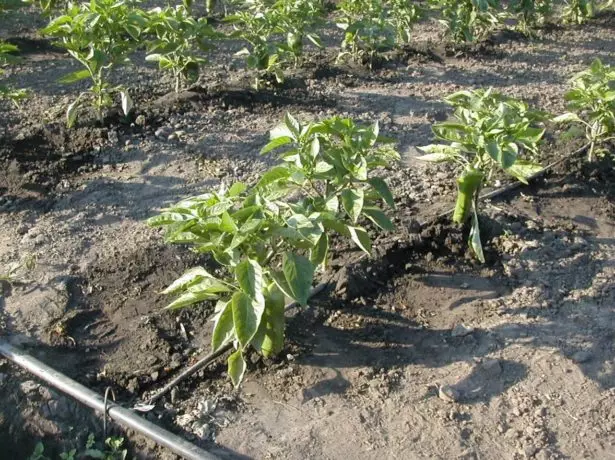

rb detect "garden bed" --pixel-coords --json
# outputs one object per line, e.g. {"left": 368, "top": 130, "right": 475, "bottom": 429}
{"left": 1, "top": 6, "right": 615, "bottom": 459}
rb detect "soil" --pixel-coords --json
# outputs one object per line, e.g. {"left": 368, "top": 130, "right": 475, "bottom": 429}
{"left": 1, "top": 5, "right": 615, "bottom": 460}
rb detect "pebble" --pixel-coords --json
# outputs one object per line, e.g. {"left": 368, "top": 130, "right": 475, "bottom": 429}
{"left": 572, "top": 350, "right": 593, "bottom": 363}
{"left": 451, "top": 323, "right": 474, "bottom": 337}
{"left": 20, "top": 380, "right": 40, "bottom": 394}
{"left": 438, "top": 384, "right": 460, "bottom": 403}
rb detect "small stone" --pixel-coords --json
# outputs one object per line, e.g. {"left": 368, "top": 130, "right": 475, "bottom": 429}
{"left": 535, "top": 407, "right": 547, "bottom": 417}
{"left": 150, "top": 371, "right": 159, "bottom": 382}
{"left": 20, "top": 380, "right": 40, "bottom": 394}
{"left": 524, "top": 444, "right": 538, "bottom": 458}
{"left": 572, "top": 350, "right": 593, "bottom": 363}
{"left": 438, "top": 384, "right": 460, "bottom": 403}
{"left": 451, "top": 324, "right": 474, "bottom": 337}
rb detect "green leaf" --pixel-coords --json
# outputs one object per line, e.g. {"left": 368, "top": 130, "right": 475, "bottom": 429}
{"left": 341, "top": 189, "right": 364, "bottom": 223}
{"left": 251, "top": 283, "right": 285, "bottom": 357}
{"left": 284, "top": 113, "right": 301, "bottom": 137}
{"left": 165, "top": 289, "right": 219, "bottom": 310}
{"left": 347, "top": 226, "right": 372, "bottom": 254}
{"left": 120, "top": 90, "right": 133, "bottom": 116}
{"left": 516, "top": 126, "right": 544, "bottom": 144}
{"left": 505, "top": 160, "right": 543, "bottom": 184}
{"left": 227, "top": 349, "right": 246, "bottom": 387}
{"left": 257, "top": 166, "right": 292, "bottom": 189}
{"left": 310, "top": 232, "right": 329, "bottom": 267}
{"left": 212, "top": 300, "right": 234, "bottom": 351}
{"left": 486, "top": 141, "right": 517, "bottom": 169}
{"left": 228, "top": 182, "right": 247, "bottom": 197}
{"left": 236, "top": 259, "right": 263, "bottom": 300}
{"left": 66, "top": 98, "right": 80, "bottom": 128}
{"left": 220, "top": 212, "right": 238, "bottom": 233}
{"left": 59, "top": 69, "right": 90, "bottom": 84}
{"left": 287, "top": 213, "right": 323, "bottom": 245}
{"left": 469, "top": 207, "right": 485, "bottom": 263}
{"left": 260, "top": 136, "right": 293, "bottom": 154}
{"left": 362, "top": 206, "right": 394, "bottom": 231}
{"left": 162, "top": 267, "right": 214, "bottom": 295}
{"left": 282, "top": 253, "right": 314, "bottom": 306}
{"left": 553, "top": 112, "right": 583, "bottom": 123}
{"left": 368, "top": 177, "right": 395, "bottom": 209}
{"left": 232, "top": 291, "right": 264, "bottom": 347}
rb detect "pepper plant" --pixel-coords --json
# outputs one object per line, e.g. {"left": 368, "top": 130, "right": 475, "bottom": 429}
{"left": 148, "top": 114, "right": 399, "bottom": 386}
{"left": 510, "top": 0, "right": 554, "bottom": 36}
{"left": 336, "top": 0, "right": 395, "bottom": 67}
{"left": 145, "top": 5, "right": 218, "bottom": 93}
{"left": 561, "top": 0, "right": 596, "bottom": 23}
{"left": 554, "top": 59, "right": 615, "bottom": 161}
{"left": 430, "top": 0, "right": 504, "bottom": 43}
{"left": 43, "top": 0, "right": 147, "bottom": 127}
{"left": 387, "top": 0, "right": 423, "bottom": 45}
{"left": 418, "top": 89, "right": 549, "bottom": 261}
{"left": 226, "top": 0, "right": 323, "bottom": 89}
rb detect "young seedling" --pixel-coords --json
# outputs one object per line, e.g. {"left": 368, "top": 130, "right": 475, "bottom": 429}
{"left": 148, "top": 114, "right": 399, "bottom": 386}
{"left": 418, "top": 89, "right": 549, "bottom": 261}
{"left": 429, "top": 0, "right": 504, "bottom": 44}
{"left": 43, "top": 0, "right": 147, "bottom": 127}
{"left": 554, "top": 59, "right": 615, "bottom": 161}
{"left": 145, "top": 5, "right": 218, "bottom": 93}
{"left": 336, "top": 0, "right": 395, "bottom": 67}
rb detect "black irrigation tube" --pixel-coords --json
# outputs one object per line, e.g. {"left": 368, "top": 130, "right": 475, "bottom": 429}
{"left": 0, "top": 341, "right": 219, "bottom": 460}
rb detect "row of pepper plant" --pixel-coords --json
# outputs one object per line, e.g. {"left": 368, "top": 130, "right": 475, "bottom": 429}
{"left": 3, "top": 0, "right": 612, "bottom": 122}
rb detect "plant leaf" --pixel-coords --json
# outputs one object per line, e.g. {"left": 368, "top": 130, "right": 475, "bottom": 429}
{"left": 282, "top": 253, "right": 314, "bottom": 306}
{"left": 362, "top": 206, "right": 394, "bottom": 231}
{"left": 368, "top": 177, "right": 395, "bottom": 209}
{"left": 347, "top": 226, "right": 372, "bottom": 254}
{"left": 162, "top": 267, "right": 214, "bottom": 295}
{"left": 469, "top": 207, "right": 485, "bottom": 263}
{"left": 232, "top": 291, "right": 264, "bottom": 347}
{"left": 310, "top": 232, "right": 329, "bottom": 267}
{"left": 212, "top": 300, "right": 234, "bottom": 351}
{"left": 227, "top": 349, "right": 246, "bottom": 387}
{"left": 341, "top": 188, "right": 364, "bottom": 223}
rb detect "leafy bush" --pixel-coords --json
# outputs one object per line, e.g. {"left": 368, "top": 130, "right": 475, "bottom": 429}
{"left": 145, "top": 5, "right": 218, "bottom": 92}
{"left": 149, "top": 114, "right": 399, "bottom": 385}
{"left": 43, "top": 0, "right": 147, "bottom": 126}
{"left": 419, "top": 89, "right": 549, "bottom": 261}
{"left": 555, "top": 59, "right": 615, "bottom": 160}
{"left": 336, "top": 0, "right": 395, "bottom": 67}
{"left": 387, "top": 0, "right": 423, "bottom": 45}
{"left": 226, "top": 0, "right": 324, "bottom": 88}
{"left": 510, "top": 0, "right": 554, "bottom": 35}
{"left": 430, "top": 0, "right": 504, "bottom": 43}
{"left": 561, "top": 0, "right": 596, "bottom": 23}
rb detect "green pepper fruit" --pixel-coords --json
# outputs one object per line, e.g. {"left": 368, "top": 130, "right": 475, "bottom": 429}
{"left": 453, "top": 167, "right": 484, "bottom": 224}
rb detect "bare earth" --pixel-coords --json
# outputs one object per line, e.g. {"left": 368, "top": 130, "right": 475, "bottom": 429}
{"left": 1, "top": 7, "right": 615, "bottom": 460}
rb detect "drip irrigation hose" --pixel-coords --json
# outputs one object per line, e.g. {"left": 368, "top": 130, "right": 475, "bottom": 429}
{"left": 0, "top": 341, "right": 219, "bottom": 460}
{"left": 147, "top": 282, "right": 329, "bottom": 405}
